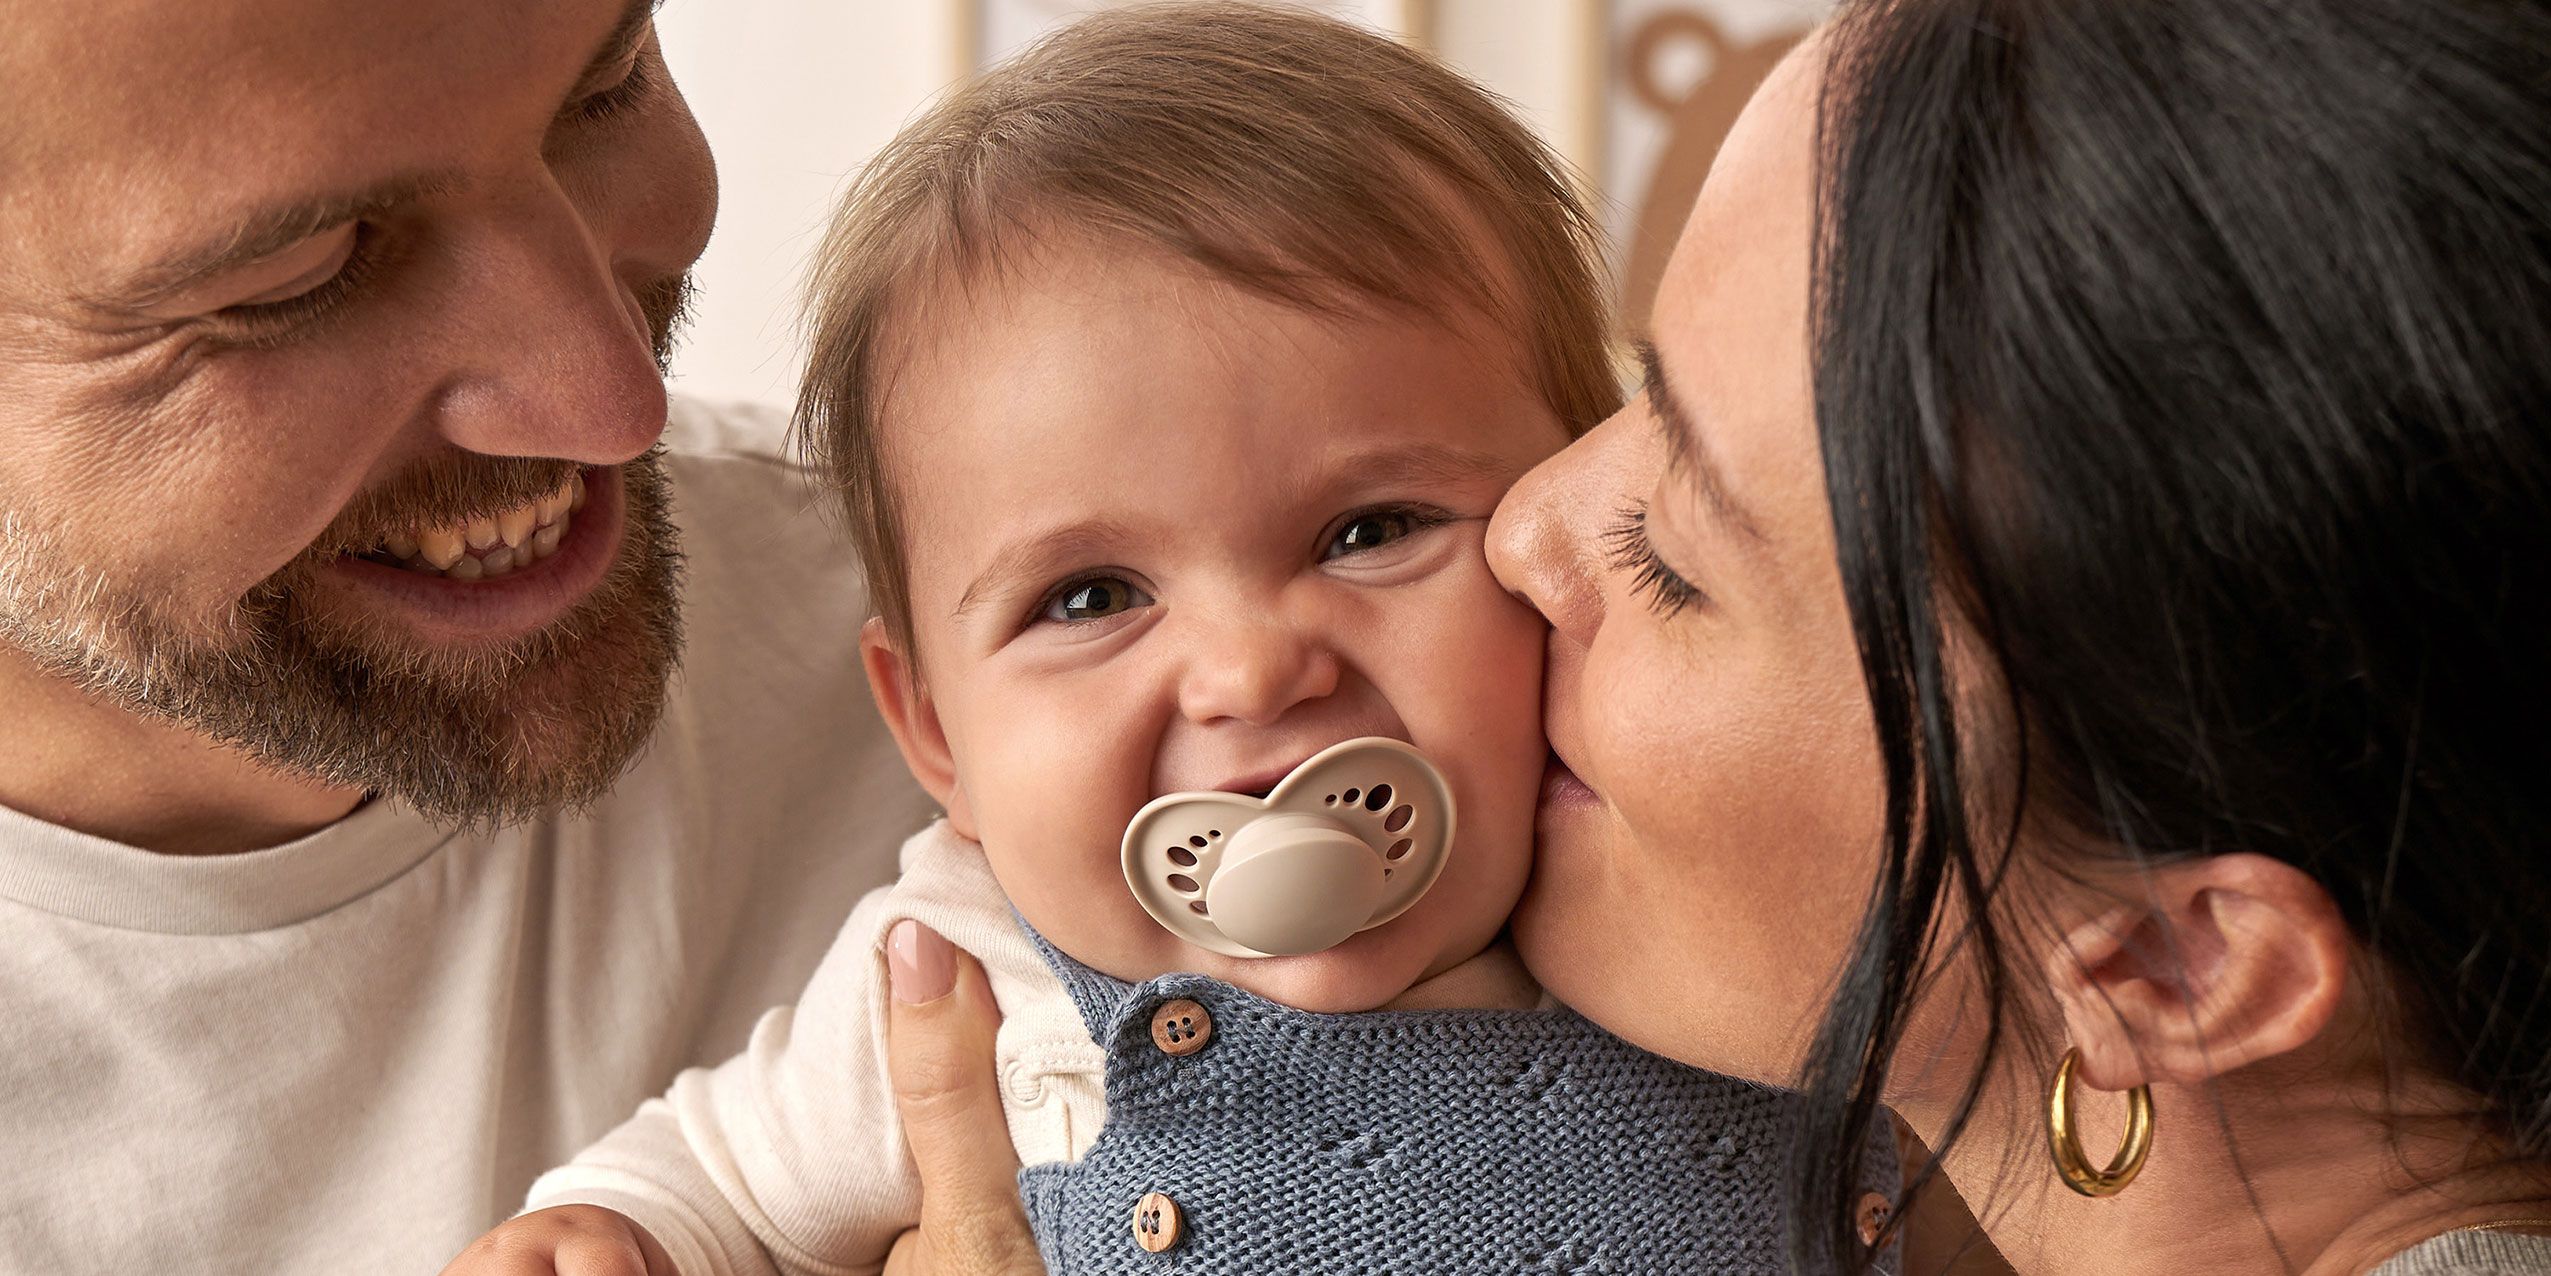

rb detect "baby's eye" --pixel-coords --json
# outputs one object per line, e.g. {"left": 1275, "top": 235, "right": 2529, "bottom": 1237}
{"left": 1322, "top": 507, "right": 1437, "bottom": 560}
{"left": 1042, "top": 576, "right": 1153, "bottom": 624}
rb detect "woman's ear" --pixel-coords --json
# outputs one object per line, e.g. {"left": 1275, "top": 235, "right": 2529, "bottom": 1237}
{"left": 860, "top": 618, "right": 978, "bottom": 837}
{"left": 2045, "top": 852, "right": 2353, "bottom": 1092}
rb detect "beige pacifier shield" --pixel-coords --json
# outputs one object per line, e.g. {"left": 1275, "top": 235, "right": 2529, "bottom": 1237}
{"left": 1122, "top": 737, "right": 1457, "bottom": 958}
{"left": 1205, "top": 814, "right": 1384, "bottom": 955}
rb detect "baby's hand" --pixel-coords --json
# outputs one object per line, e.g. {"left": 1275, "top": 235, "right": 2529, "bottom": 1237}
{"left": 438, "top": 1205, "right": 676, "bottom": 1276}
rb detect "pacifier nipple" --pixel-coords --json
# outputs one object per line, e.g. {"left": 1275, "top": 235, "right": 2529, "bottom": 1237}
{"left": 1121, "top": 737, "right": 1456, "bottom": 958}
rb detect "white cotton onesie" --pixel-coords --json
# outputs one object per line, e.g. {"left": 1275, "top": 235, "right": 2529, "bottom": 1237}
{"left": 522, "top": 820, "right": 1544, "bottom": 1276}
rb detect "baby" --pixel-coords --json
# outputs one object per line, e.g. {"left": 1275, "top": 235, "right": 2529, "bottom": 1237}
{"left": 455, "top": 5, "right": 1891, "bottom": 1273}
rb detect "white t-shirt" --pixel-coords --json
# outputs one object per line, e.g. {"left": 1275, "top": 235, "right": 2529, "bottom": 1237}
{"left": 0, "top": 397, "right": 935, "bottom": 1275}
{"left": 526, "top": 821, "right": 1109, "bottom": 1276}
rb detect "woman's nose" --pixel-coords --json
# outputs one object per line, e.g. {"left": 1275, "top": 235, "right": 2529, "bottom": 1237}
{"left": 1488, "top": 411, "right": 1636, "bottom": 651}
{"left": 1175, "top": 614, "right": 1343, "bottom": 728}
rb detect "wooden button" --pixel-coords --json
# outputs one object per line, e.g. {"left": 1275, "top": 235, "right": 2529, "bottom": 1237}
{"left": 1132, "top": 1191, "right": 1184, "bottom": 1252}
{"left": 1855, "top": 1191, "right": 1894, "bottom": 1247}
{"left": 1149, "top": 999, "right": 1212, "bottom": 1056}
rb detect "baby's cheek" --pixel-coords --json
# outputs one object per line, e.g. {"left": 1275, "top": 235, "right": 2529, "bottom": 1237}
{"left": 1430, "top": 584, "right": 1551, "bottom": 903}
{"left": 951, "top": 687, "right": 1159, "bottom": 940}
{"left": 1456, "top": 586, "right": 1553, "bottom": 753}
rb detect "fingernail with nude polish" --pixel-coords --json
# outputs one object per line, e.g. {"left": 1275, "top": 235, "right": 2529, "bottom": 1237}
{"left": 888, "top": 918, "right": 957, "bottom": 1004}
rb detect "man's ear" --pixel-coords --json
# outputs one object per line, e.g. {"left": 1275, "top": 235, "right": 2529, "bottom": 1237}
{"left": 860, "top": 618, "right": 978, "bottom": 838}
{"left": 2045, "top": 852, "right": 2353, "bottom": 1092}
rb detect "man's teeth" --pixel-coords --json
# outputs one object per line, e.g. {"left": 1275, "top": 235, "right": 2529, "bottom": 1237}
{"left": 366, "top": 472, "right": 585, "bottom": 580}
{"left": 418, "top": 528, "right": 465, "bottom": 570}
{"left": 497, "top": 505, "right": 537, "bottom": 547}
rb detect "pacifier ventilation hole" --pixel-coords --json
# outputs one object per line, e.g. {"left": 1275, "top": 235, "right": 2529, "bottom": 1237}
{"left": 1146, "top": 777, "right": 1420, "bottom": 893}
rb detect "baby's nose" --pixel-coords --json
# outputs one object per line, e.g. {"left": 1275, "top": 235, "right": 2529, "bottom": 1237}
{"left": 1174, "top": 618, "right": 1342, "bottom": 727}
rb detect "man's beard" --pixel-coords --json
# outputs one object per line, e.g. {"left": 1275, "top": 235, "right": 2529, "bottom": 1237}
{"left": 0, "top": 274, "right": 700, "bottom": 830}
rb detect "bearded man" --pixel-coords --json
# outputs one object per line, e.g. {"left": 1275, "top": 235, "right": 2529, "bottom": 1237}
{"left": 0, "top": 1, "right": 929, "bottom": 1268}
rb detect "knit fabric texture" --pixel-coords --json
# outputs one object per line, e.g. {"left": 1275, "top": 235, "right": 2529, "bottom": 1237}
{"left": 2372, "top": 1232, "right": 2551, "bottom": 1275}
{"left": 1019, "top": 933, "right": 1899, "bottom": 1274}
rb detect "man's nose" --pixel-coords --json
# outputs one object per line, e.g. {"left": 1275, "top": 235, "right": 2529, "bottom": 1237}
{"left": 1486, "top": 412, "right": 1634, "bottom": 652}
{"left": 1175, "top": 610, "right": 1343, "bottom": 728}
{"left": 427, "top": 175, "right": 670, "bottom": 466}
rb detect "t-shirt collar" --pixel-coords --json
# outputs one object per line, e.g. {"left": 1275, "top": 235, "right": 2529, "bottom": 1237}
{"left": 0, "top": 795, "right": 453, "bottom": 935}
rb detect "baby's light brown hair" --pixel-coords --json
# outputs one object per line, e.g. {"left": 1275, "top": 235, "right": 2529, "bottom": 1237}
{"left": 796, "top": 1, "right": 1620, "bottom": 663}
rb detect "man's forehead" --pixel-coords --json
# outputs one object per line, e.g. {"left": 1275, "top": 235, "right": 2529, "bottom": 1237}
{"left": 0, "top": 0, "right": 633, "bottom": 295}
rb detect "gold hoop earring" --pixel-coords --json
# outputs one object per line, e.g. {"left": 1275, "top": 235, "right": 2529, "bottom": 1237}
{"left": 2047, "top": 1047, "right": 2154, "bottom": 1197}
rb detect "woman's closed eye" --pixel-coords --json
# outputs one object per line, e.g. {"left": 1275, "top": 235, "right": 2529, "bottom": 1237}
{"left": 1606, "top": 501, "right": 1707, "bottom": 618}
{"left": 562, "top": 32, "right": 662, "bottom": 129}
{"left": 1037, "top": 575, "right": 1155, "bottom": 626}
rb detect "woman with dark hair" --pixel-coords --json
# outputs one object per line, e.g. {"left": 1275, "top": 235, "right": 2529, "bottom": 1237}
{"left": 1487, "top": 0, "right": 2551, "bottom": 1271}
{"left": 869, "top": 1, "right": 2551, "bottom": 1272}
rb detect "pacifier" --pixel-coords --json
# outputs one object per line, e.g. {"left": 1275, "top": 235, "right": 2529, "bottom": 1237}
{"left": 1121, "top": 737, "right": 1456, "bottom": 958}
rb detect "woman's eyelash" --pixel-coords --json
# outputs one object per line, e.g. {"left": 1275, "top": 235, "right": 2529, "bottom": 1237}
{"left": 570, "top": 50, "right": 658, "bottom": 127}
{"left": 1605, "top": 501, "right": 1706, "bottom": 618}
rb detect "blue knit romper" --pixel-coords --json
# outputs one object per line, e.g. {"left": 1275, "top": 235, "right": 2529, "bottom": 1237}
{"left": 1018, "top": 933, "right": 1899, "bottom": 1274}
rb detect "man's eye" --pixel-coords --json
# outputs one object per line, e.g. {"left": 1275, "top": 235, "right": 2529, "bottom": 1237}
{"left": 1042, "top": 577, "right": 1152, "bottom": 624}
{"left": 1323, "top": 508, "right": 1436, "bottom": 560}
{"left": 212, "top": 225, "right": 383, "bottom": 343}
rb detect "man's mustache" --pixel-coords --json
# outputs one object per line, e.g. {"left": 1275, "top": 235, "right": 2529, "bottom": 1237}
{"left": 285, "top": 271, "right": 695, "bottom": 565}
{"left": 305, "top": 456, "right": 584, "bottom": 560}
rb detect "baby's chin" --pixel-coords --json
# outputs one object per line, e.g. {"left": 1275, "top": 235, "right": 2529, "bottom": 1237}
{"left": 1168, "top": 926, "right": 1461, "bottom": 1013}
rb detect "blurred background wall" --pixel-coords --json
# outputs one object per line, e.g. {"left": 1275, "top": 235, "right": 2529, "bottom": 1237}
{"left": 653, "top": 0, "right": 1830, "bottom": 410}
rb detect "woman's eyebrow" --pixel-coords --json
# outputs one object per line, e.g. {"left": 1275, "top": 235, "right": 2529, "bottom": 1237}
{"left": 1635, "top": 338, "right": 1767, "bottom": 544}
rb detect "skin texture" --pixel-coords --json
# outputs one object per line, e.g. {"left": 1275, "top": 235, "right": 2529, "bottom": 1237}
{"left": 0, "top": 0, "right": 713, "bottom": 850}
{"left": 436, "top": 1205, "right": 674, "bottom": 1276}
{"left": 862, "top": 236, "right": 1565, "bottom": 1014}
{"left": 1486, "top": 30, "right": 2551, "bottom": 1276}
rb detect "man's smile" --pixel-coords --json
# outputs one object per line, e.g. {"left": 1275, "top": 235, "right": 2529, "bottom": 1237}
{"left": 320, "top": 464, "right": 629, "bottom": 648}
{"left": 357, "top": 470, "right": 586, "bottom": 581}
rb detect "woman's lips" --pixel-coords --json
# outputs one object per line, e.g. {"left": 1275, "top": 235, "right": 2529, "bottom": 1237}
{"left": 1540, "top": 750, "right": 1599, "bottom": 810}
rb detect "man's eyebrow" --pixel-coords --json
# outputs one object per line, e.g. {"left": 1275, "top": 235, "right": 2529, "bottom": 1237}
{"left": 1636, "top": 337, "right": 1767, "bottom": 544}
{"left": 952, "top": 517, "right": 1145, "bottom": 623}
{"left": 82, "top": 172, "right": 463, "bottom": 314}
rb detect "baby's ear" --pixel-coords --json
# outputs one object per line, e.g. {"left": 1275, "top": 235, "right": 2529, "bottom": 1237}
{"left": 861, "top": 618, "right": 976, "bottom": 834}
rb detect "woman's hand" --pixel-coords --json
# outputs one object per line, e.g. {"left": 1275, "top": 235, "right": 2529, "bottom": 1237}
{"left": 881, "top": 919, "right": 1050, "bottom": 1276}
